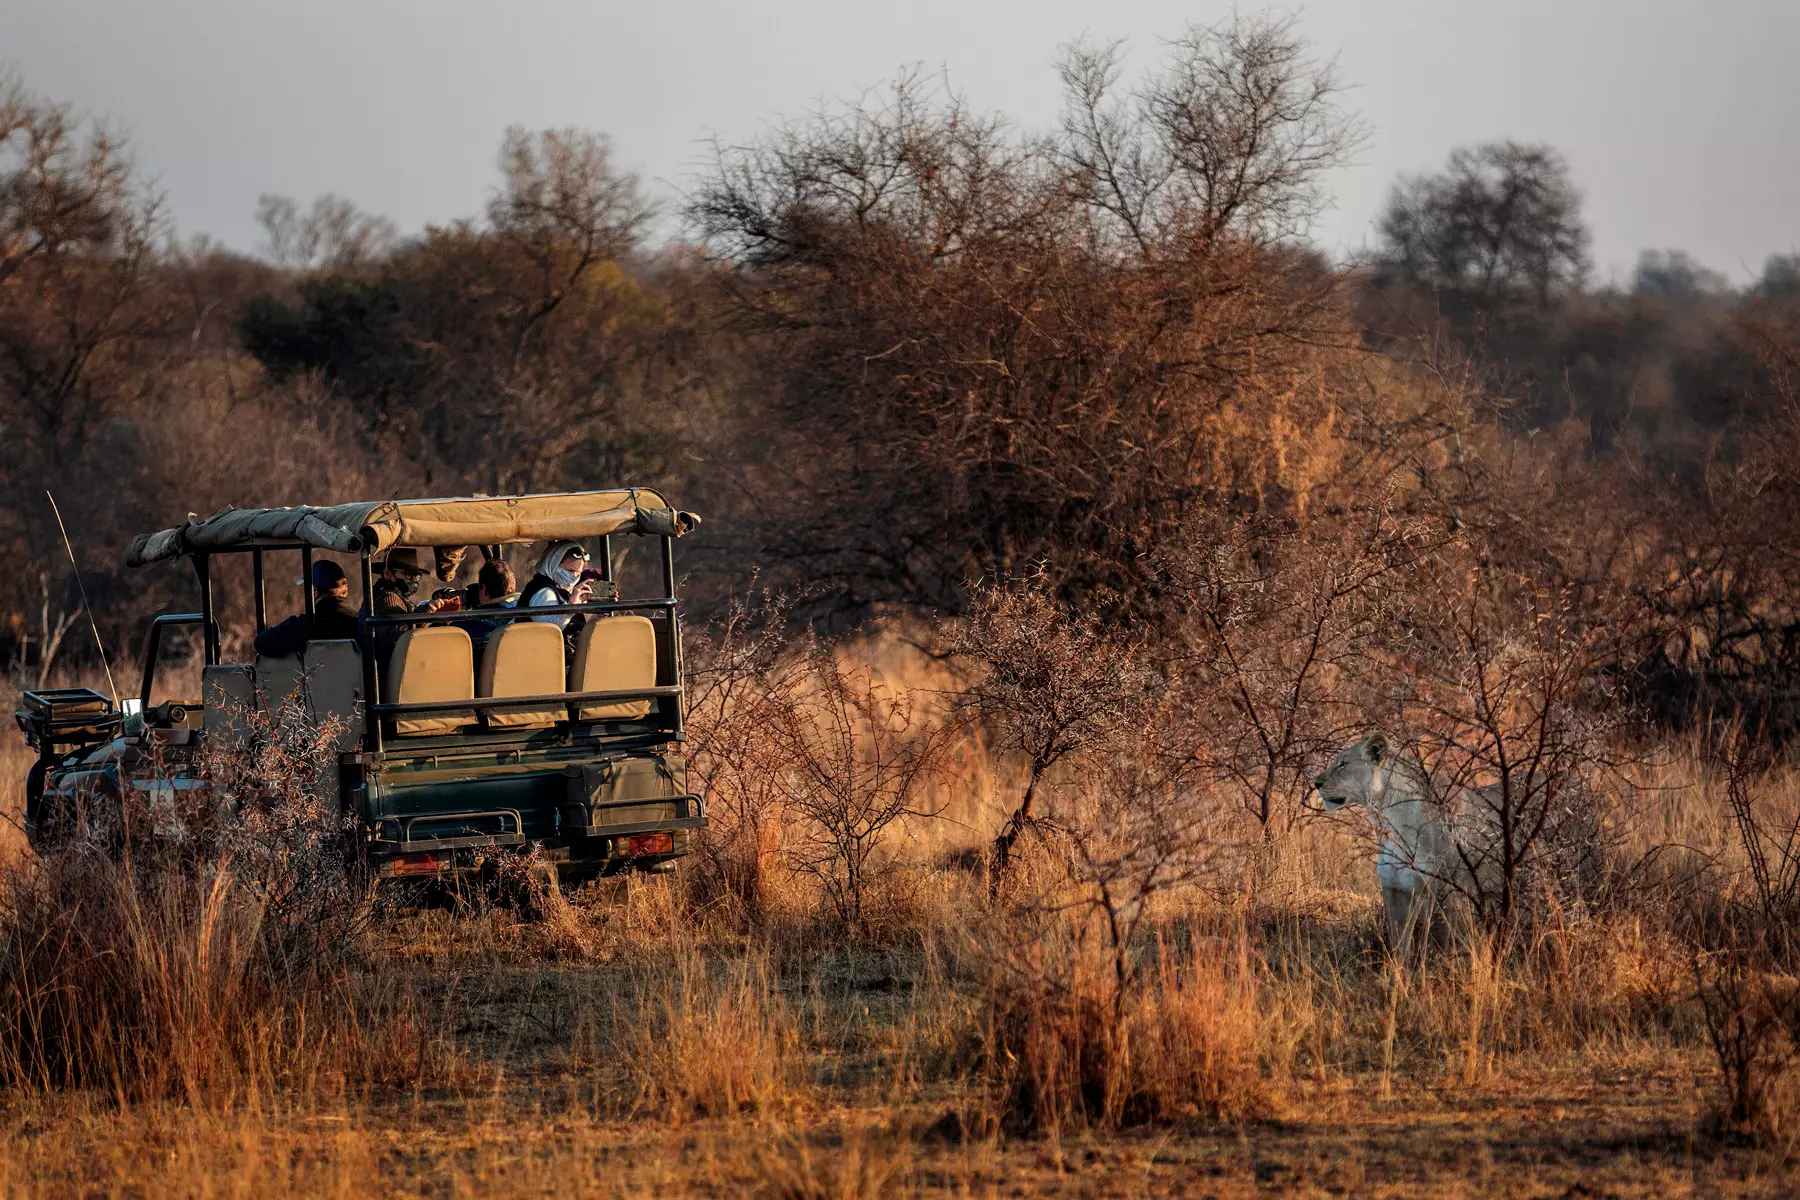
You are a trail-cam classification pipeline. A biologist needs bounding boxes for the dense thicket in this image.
[3,19,1799,737]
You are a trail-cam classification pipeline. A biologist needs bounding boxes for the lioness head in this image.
[1314,733,1391,812]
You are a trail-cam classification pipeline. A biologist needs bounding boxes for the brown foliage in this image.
[691,16,1362,614]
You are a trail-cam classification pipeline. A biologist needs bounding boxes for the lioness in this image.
[1313,733,1601,957]
[1313,733,1460,956]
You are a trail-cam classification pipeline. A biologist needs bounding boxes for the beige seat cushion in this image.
[304,639,363,751]
[202,664,256,748]
[570,615,656,721]
[384,626,475,736]
[476,621,565,728]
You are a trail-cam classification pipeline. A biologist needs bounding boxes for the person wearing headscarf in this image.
[523,540,599,653]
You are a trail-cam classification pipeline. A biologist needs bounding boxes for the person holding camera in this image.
[524,540,611,653]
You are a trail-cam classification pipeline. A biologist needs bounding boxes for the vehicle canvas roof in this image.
[126,488,699,567]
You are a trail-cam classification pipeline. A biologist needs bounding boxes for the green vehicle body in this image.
[15,490,705,887]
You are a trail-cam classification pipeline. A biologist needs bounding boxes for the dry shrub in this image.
[683,592,803,928]
[1692,945,1800,1146]
[752,1122,914,1200]
[775,648,959,939]
[0,703,426,1101]
[972,913,1273,1134]
[614,940,805,1122]
[1677,733,1800,1144]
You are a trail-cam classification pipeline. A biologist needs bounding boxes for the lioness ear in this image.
[1366,734,1387,763]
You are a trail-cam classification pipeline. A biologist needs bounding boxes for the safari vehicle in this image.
[13,489,704,888]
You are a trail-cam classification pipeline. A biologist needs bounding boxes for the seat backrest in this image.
[569,615,656,722]
[476,621,565,728]
[201,663,256,749]
[383,626,475,737]
[304,639,363,751]
[254,653,305,716]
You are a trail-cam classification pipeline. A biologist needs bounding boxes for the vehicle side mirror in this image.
[121,697,144,738]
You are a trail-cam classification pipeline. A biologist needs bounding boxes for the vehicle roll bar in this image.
[139,613,205,707]
[362,595,676,629]
[374,684,682,718]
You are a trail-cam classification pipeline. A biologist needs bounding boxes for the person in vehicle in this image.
[524,541,596,653]
[373,548,433,615]
[253,559,360,657]
[455,559,518,656]
[372,547,462,666]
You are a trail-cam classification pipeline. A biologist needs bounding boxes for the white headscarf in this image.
[536,540,587,591]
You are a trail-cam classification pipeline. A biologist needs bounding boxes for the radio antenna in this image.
[46,491,118,706]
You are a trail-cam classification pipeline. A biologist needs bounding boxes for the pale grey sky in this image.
[6,0,1796,282]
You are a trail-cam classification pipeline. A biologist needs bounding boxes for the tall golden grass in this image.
[0,634,1794,1193]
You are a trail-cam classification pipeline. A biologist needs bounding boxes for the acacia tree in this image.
[689,16,1363,617]
[1376,141,1590,310]
[255,193,396,272]
[0,75,169,671]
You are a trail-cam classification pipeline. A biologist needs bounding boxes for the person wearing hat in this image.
[253,559,361,658]
[370,547,464,666]
[373,547,432,615]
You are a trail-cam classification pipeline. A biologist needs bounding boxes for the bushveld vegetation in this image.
[5,12,1800,1195]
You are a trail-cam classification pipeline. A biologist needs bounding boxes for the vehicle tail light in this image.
[389,852,443,876]
[625,832,674,857]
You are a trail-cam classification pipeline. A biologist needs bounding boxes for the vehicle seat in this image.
[383,626,476,737]
[569,615,656,721]
[304,639,363,751]
[476,621,565,728]
[255,653,305,715]
[202,663,256,748]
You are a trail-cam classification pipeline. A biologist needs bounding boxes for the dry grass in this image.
[613,938,807,1122]
[1,639,1798,1195]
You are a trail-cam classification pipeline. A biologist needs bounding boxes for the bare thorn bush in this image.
[944,578,1154,890]
[774,646,959,939]
[0,701,422,1101]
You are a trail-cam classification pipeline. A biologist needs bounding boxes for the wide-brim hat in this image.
[384,547,427,573]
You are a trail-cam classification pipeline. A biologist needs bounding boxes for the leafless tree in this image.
[0,74,168,657]
[255,192,397,271]
[1386,550,1626,930]
[1058,14,1366,257]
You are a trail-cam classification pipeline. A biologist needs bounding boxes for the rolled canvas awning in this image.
[126,489,700,568]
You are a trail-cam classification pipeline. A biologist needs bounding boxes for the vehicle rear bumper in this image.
[561,792,706,838]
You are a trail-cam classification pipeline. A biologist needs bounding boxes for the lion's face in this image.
[1314,734,1390,812]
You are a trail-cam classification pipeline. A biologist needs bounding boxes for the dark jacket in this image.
[455,598,517,659]
[252,594,361,659]
[522,572,585,655]
[372,581,414,672]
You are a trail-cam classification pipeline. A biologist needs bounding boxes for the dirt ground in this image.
[0,1038,1788,1198]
